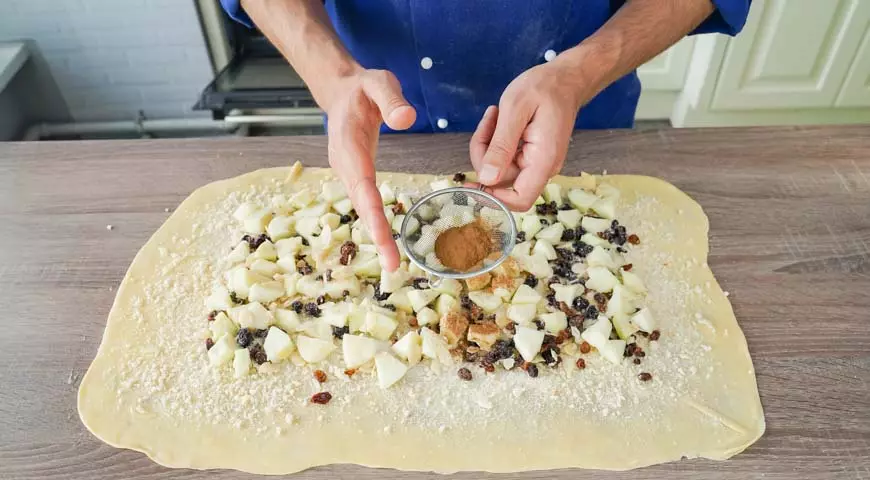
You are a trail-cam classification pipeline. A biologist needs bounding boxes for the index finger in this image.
[488,144,554,211]
[328,117,401,271]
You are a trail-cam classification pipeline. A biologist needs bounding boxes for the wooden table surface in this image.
[1,126,868,479]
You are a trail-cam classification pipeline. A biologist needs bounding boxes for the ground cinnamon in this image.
[434,220,494,271]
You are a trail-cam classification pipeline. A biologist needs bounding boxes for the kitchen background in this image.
[1,0,868,141]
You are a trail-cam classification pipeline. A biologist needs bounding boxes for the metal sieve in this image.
[399,186,517,280]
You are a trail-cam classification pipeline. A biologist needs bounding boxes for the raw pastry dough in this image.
[79,165,764,474]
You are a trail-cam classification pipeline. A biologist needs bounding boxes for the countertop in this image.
[0,126,868,479]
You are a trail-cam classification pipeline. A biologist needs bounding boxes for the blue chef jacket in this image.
[222,1,750,132]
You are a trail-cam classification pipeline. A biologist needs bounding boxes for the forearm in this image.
[240,0,361,110]
[555,0,715,106]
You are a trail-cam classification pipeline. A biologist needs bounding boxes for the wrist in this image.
[313,60,364,112]
[552,40,620,109]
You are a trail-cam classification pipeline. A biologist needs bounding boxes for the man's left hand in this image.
[469,59,589,211]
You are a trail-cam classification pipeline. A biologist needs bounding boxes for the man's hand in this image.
[325,69,416,272]
[470,60,587,211]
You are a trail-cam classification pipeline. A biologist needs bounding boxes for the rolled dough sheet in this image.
[78,165,764,474]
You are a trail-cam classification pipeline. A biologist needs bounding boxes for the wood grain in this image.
[0,126,868,479]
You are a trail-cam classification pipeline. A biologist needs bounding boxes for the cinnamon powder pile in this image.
[434,220,494,272]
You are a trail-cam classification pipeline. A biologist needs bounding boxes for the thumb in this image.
[478,102,531,186]
[362,70,416,131]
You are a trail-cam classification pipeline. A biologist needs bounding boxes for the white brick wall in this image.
[1,0,213,121]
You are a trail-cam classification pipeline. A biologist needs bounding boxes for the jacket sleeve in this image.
[691,0,752,36]
[220,0,254,28]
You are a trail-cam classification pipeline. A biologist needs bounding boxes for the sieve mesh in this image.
[400,186,517,279]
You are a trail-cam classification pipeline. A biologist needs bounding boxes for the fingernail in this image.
[479,164,499,184]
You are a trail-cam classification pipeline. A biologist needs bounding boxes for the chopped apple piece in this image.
[331,224,351,244]
[283,273,300,297]
[321,302,350,327]
[252,240,278,261]
[274,308,301,332]
[591,197,616,219]
[433,294,458,317]
[540,311,567,333]
[532,239,557,260]
[296,335,337,363]
[294,217,322,240]
[209,312,238,339]
[266,216,295,240]
[208,334,235,366]
[556,209,582,229]
[226,241,250,265]
[412,226,437,256]
[375,352,408,388]
[248,281,284,303]
[507,303,537,325]
[611,313,638,340]
[577,172,597,190]
[296,203,329,218]
[263,326,294,362]
[298,320,334,341]
[598,339,627,364]
[351,224,373,245]
[386,286,414,313]
[289,188,315,208]
[580,232,611,248]
[430,179,452,192]
[585,266,618,293]
[514,326,545,362]
[249,258,279,277]
[517,253,554,278]
[465,272,491,291]
[596,183,620,200]
[342,334,381,368]
[407,289,440,312]
[439,312,469,345]
[320,213,340,230]
[536,223,564,243]
[233,202,258,222]
[430,278,461,297]
[295,275,322,298]
[552,284,581,305]
[233,348,251,377]
[521,215,544,238]
[205,285,233,311]
[581,216,611,234]
[243,208,273,234]
[351,254,381,278]
[586,246,617,269]
[533,195,546,206]
[379,182,396,204]
[511,240,532,258]
[332,198,354,215]
[631,307,656,332]
[467,322,500,350]
[229,267,270,298]
[383,206,396,225]
[229,302,274,329]
[467,291,502,313]
[543,183,562,204]
[416,306,439,326]
[324,276,361,299]
[606,284,636,317]
[567,189,599,212]
[580,316,612,348]
[511,284,542,305]
[321,180,347,202]
[347,308,366,333]
[621,270,647,294]
[392,331,422,365]
[380,268,409,294]
[275,237,303,259]
[420,327,452,364]
[362,311,398,340]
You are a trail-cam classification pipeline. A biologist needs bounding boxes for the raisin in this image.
[573,296,590,311]
[207,310,218,321]
[341,289,350,298]
[459,294,472,310]
[568,315,584,329]
[523,275,538,288]
[310,392,333,404]
[304,302,321,317]
[526,363,539,378]
[300,237,309,246]
[453,172,467,183]
[411,277,429,289]
[205,338,214,350]
[249,344,267,364]
[579,341,592,354]
[535,202,558,216]
[516,231,526,243]
[316,295,326,305]
[559,203,572,210]
[576,358,586,370]
[555,328,572,344]
[339,214,352,224]
[481,361,495,373]
[635,350,646,358]
[542,348,560,366]
[242,234,269,250]
[290,300,303,314]
[408,316,419,327]
[382,303,397,312]
[331,325,349,338]
[539,218,549,225]
[505,321,516,334]
[560,228,576,242]
[324,269,333,281]
[463,349,480,363]
[624,342,638,357]
[313,370,327,383]
[236,328,253,348]
[344,368,357,377]
[584,305,599,319]
[573,241,593,257]
[229,291,247,305]
[392,232,400,240]
[373,281,390,301]
[622,263,633,271]
[469,304,484,322]
[485,339,514,364]
[296,259,313,275]
[253,328,269,339]
[391,203,404,215]
[633,358,642,365]
[649,330,661,341]
[533,319,545,330]
[339,241,357,266]
[628,234,640,245]
[457,367,473,381]
[638,372,652,382]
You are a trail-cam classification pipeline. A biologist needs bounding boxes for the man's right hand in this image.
[324,69,416,272]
